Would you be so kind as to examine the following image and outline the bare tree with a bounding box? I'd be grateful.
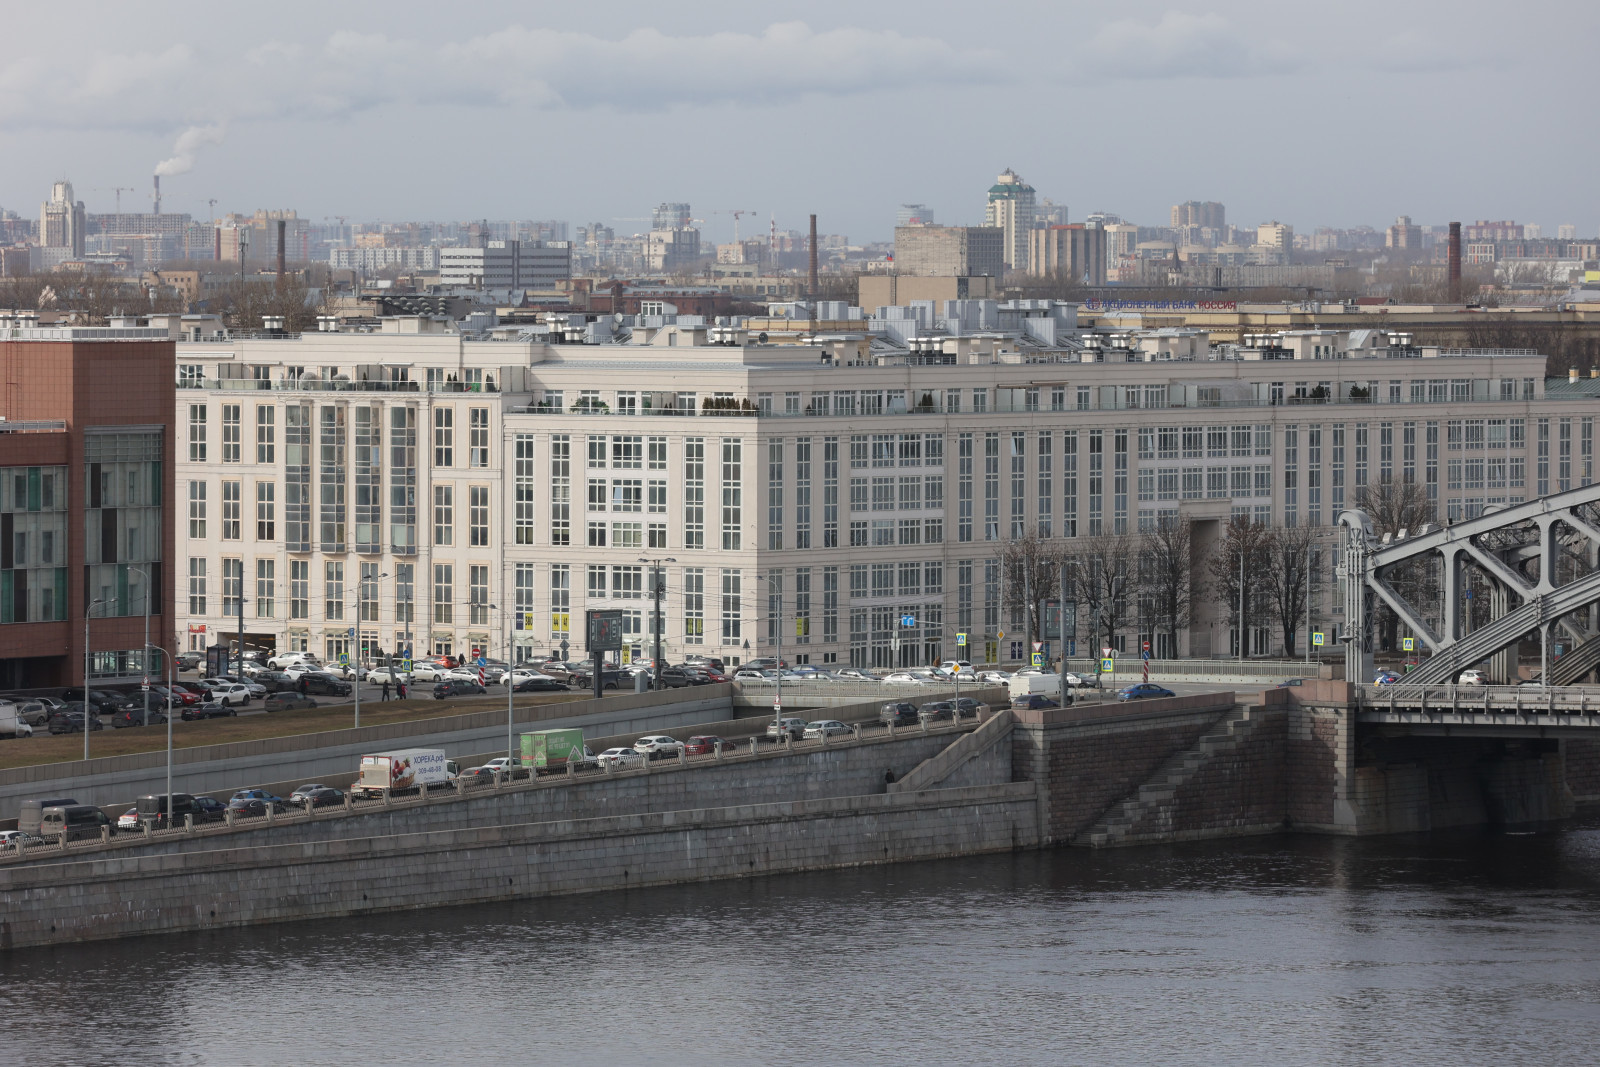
[1352,477,1438,650]
[1138,514,1196,658]
[1206,517,1275,656]
[1001,528,1066,650]
[1264,523,1317,656]
[1073,532,1135,656]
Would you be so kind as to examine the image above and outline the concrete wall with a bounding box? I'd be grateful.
[1125,709,1288,841]
[1566,739,1600,804]
[0,782,1038,950]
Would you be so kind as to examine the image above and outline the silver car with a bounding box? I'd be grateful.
[802,720,851,739]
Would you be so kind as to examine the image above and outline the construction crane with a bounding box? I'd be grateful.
[93,187,136,213]
[207,199,218,221]
[714,209,757,243]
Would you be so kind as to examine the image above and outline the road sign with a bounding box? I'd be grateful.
[1031,652,1044,667]
[1140,648,1150,661]
[476,655,486,667]
[1312,631,1325,647]
[901,614,916,628]
[1100,657,1115,673]
[140,683,150,692]
[401,658,413,671]
[1555,643,1565,656]
[1402,637,1415,651]
[1032,641,1043,652]
[773,692,782,712]
[347,627,355,638]
[1066,639,1076,656]
[956,632,968,646]
[1142,640,1150,652]
[997,631,1004,641]
[338,653,350,665]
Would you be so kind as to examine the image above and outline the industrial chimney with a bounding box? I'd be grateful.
[1448,221,1462,303]
[809,214,819,300]
[277,219,286,278]
[152,175,161,216]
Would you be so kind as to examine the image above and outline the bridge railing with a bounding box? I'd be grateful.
[1366,683,1600,715]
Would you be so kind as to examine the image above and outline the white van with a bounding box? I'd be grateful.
[267,651,321,670]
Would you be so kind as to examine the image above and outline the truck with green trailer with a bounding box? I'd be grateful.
[519,728,595,771]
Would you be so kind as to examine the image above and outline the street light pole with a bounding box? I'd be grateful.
[490,602,513,764]
[147,644,175,828]
[84,597,105,762]
[353,571,388,730]
[638,557,676,690]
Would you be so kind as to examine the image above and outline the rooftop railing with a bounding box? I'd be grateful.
[180,378,499,394]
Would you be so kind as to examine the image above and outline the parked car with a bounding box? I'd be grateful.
[292,673,349,697]
[442,666,485,684]
[834,667,881,681]
[766,716,809,741]
[683,666,730,684]
[653,667,700,689]
[497,668,543,686]
[1458,669,1488,686]
[802,720,851,740]
[879,702,920,727]
[175,652,203,673]
[1062,672,1100,689]
[512,674,568,694]
[733,669,773,683]
[880,671,936,686]
[634,734,685,759]
[149,685,199,706]
[569,669,625,691]
[681,656,726,673]
[288,783,345,807]
[1373,670,1402,687]
[976,670,1012,684]
[266,652,321,671]
[263,693,318,712]
[1117,683,1176,702]
[919,698,982,722]
[743,657,788,671]
[183,701,237,720]
[110,708,169,728]
[682,735,728,756]
[433,680,487,699]
[205,682,252,706]
[60,687,135,713]
[14,700,52,727]
[253,671,300,693]
[1010,693,1061,710]
[407,662,448,683]
[595,747,645,769]
[938,660,974,673]
[324,662,369,682]
[47,707,104,733]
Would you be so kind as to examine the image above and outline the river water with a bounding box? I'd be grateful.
[4,816,1600,1066]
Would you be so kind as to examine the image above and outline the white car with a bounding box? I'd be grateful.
[408,662,448,683]
[634,734,685,759]
[207,683,252,706]
[596,747,645,769]
[324,662,369,681]
[977,670,1012,683]
[267,653,321,671]
[802,720,851,739]
[939,660,974,673]
[442,666,484,684]
[0,829,33,848]
[367,666,411,686]
[733,669,773,682]
[1062,672,1100,689]
[1458,669,1488,686]
[880,672,934,685]
[116,808,141,831]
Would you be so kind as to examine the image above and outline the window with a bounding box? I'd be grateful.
[648,436,667,470]
[721,438,742,550]
[256,405,275,463]
[469,408,489,467]
[720,569,741,640]
[550,434,570,546]
[587,435,607,468]
[611,478,643,512]
[612,435,643,469]
[426,409,452,471]
[549,564,569,641]
[587,521,607,547]
[611,522,643,548]
[221,480,241,540]
[612,565,643,599]
[588,564,607,599]
[188,480,206,538]
[685,438,705,550]
[188,558,206,614]
[433,484,454,545]
[433,563,453,624]
[325,561,344,620]
[255,481,275,540]
[290,559,309,619]
[470,485,489,546]
[221,405,241,463]
[221,558,242,618]
[470,565,489,625]
[359,562,381,622]
[767,439,783,550]
[188,404,207,461]
[256,559,275,618]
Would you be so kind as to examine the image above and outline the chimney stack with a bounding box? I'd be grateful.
[809,214,819,300]
[1447,221,1462,302]
[152,174,161,215]
[1570,368,1579,383]
[277,219,286,278]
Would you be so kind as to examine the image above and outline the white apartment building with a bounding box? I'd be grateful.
[438,240,572,290]
[172,314,1585,669]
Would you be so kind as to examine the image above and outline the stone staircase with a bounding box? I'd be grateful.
[1077,706,1264,848]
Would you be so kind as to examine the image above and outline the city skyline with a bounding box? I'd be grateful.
[2,0,1596,241]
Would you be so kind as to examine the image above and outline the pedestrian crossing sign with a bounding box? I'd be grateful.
[1100,657,1115,672]
[1402,637,1415,651]
[956,632,968,646]
[1031,652,1044,667]
[1312,632,1325,647]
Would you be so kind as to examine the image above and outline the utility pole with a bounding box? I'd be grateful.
[638,557,675,689]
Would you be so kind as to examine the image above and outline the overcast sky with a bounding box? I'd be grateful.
[2,0,1594,244]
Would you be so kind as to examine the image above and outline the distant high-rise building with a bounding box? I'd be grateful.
[39,180,86,258]
[644,228,701,272]
[897,204,935,228]
[1171,201,1225,231]
[1464,220,1523,242]
[984,169,1036,272]
[1029,225,1106,285]
[652,202,692,230]
[1386,215,1422,251]
[1523,223,1543,239]
[439,240,571,289]
[1037,198,1069,227]
[894,225,1004,278]
[1558,223,1578,240]
[1256,221,1293,251]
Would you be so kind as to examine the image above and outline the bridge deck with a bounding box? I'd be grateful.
[1362,684,1600,737]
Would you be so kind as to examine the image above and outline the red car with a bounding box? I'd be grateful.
[683,735,729,756]
[159,685,201,706]
[687,667,730,683]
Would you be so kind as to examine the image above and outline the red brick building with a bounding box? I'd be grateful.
[0,326,176,688]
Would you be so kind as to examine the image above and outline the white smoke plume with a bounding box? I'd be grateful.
[155,123,226,177]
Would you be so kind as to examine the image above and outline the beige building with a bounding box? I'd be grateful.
[1029,225,1107,285]
[169,315,1581,668]
[893,226,1003,279]
[985,168,1036,272]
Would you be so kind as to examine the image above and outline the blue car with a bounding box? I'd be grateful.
[1117,683,1175,702]
[1373,670,1402,687]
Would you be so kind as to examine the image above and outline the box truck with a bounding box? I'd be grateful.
[353,748,459,797]
[520,728,594,770]
[1007,673,1062,702]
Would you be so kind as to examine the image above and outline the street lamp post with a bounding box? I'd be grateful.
[146,644,176,829]
[353,572,388,729]
[638,557,676,690]
[83,597,106,762]
[489,603,514,765]
[757,573,784,738]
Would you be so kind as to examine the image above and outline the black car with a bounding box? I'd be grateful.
[59,687,135,713]
[512,675,567,693]
[569,669,624,691]
[226,797,288,818]
[288,783,344,807]
[254,670,299,693]
[47,707,104,733]
[264,693,318,712]
[193,796,228,821]
[182,702,237,720]
[433,680,488,699]
[298,673,352,697]
[918,698,983,722]
[878,702,919,727]
[110,708,169,728]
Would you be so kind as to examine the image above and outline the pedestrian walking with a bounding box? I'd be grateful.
[298,676,308,696]
[397,680,407,700]
[381,680,391,701]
